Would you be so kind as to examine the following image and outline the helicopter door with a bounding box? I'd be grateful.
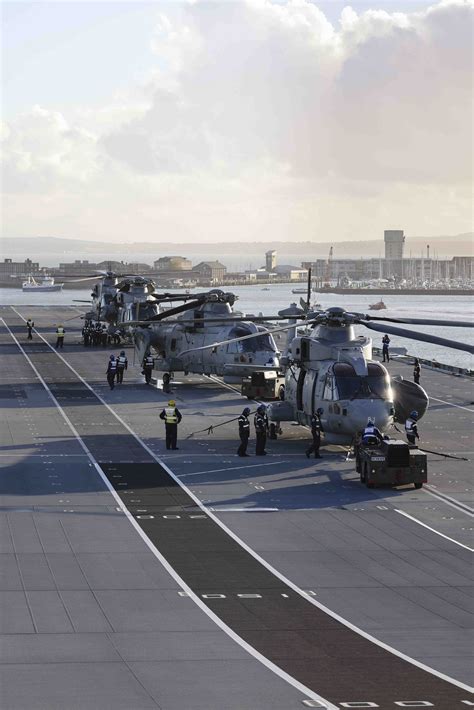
[296,369,306,411]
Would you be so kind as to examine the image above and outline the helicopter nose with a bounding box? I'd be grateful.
[351,400,393,433]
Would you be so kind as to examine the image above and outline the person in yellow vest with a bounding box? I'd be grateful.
[159,400,182,450]
[55,325,66,349]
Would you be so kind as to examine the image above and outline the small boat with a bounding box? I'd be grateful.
[369,300,387,310]
[261,287,270,291]
[291,288,308,294]
[22,275,63,292]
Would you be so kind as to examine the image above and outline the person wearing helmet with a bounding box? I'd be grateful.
[254,404,268,455]
[142,352,155,385]
[26,318,34,340]
[55,324,66,349]
[382,334,390,363]
[116,350,128,384]
[306,408,324,459]
[405,410,419,445]
[160,399,182,450]
[106,355,117,390]
[362,416,383,445]
[237,407,251,457]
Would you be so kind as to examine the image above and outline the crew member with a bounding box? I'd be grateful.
[55,325,65,349]
[405,410,419,445]
[142,352,154,385]
[306,408,323,458]
[160,400,182,450]
[116,350,128,384]
[237,407,251,457]
[26,318,34,340]
[413,358,421,384]
[382,334,390,363]
[82,324,90,347]
[254,404,268,456]
[106,355,117,390]
[362,417,383,445]
[101,325,108,347]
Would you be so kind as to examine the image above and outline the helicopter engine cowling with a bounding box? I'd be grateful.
[391,377,429,423]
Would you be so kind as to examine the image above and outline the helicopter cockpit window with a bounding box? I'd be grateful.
[366,363,391,399]
[333,363,361,399]
[227,327,273,353]
[323,373,339,401]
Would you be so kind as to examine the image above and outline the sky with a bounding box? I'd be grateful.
[2,0,473,245]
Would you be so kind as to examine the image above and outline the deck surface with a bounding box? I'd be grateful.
[0,304,473,710]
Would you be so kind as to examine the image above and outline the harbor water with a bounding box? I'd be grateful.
[1,284,472,370]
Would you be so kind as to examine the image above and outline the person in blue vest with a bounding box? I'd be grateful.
[142,353,155,385]
[361,417,383,445]
[160,400,182,450]
[237,407,251,456]
[106,355,117,389]
[116,351,128,384]
[405,410,420,445]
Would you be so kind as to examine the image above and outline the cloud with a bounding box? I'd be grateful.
[2,0,473,242]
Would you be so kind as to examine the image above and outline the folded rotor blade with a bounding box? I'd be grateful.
[361,320,474,354]
[364,315,474,327]
[178,320,317,357]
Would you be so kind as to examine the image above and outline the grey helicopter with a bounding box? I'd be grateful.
[173,293,473,444]
[125,289,286,385]
[73,272,163,330]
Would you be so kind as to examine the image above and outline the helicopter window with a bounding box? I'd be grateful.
[366,363,391,399]
[228,327,273,354]
[171,339,177,351]
[323,373,339,401]
[333,363,362,399]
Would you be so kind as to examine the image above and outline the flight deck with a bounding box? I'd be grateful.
[0,304,473,710]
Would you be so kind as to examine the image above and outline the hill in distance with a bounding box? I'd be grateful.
[1,234,472,270]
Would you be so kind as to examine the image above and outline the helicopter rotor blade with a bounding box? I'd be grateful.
[177,320,317,357]
[360,320,474,354]
[363,315,474,328]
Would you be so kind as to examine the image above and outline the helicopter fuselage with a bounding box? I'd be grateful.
[267,323,395,444]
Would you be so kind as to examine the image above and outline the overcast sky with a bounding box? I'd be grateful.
[2,0,473,244]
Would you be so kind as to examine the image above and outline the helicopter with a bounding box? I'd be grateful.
[174,303,473,444]
[125,289,289,385]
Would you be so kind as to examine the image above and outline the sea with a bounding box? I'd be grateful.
[2,285,473,371]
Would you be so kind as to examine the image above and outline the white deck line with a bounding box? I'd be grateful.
[429,396,474,413]
[178,460,289,477]
[394,509,474,552]
[3,313,335,710]
[8,307,474,695]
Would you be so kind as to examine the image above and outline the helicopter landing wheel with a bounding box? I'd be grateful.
[269,423,278,440]
[278,385,285,401]
[163,373,171,386]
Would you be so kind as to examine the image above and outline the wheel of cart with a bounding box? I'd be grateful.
[414,482,423,489]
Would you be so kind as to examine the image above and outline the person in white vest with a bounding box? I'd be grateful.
[116,350,128,384]
[405,411,420,445]
[361,417,383,445]
[142,353,155,385]
[159,399,182,450]
[106,355,117,390]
